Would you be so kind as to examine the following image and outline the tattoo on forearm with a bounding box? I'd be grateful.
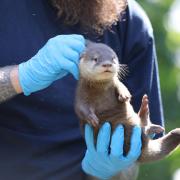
[0,66,17,103]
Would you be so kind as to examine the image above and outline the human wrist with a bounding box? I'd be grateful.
[11,65,22,94]
[18,58,50,96]
[18,61,33,96]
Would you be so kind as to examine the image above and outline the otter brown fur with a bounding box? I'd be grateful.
[75,41,180,179]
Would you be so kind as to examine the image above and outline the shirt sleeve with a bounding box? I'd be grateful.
[120,0,164,128]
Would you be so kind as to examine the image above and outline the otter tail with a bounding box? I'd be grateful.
[138,128,180,163]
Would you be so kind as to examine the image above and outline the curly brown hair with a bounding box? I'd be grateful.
[50,0,127,34]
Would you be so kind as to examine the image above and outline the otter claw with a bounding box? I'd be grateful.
[118,94,131,102]
[86,114,99,127]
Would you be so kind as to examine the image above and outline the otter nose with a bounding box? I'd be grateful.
[102,63,112,68]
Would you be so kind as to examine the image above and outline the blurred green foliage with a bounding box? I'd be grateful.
[137,0,180,179]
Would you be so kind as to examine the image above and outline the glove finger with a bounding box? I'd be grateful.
[65,49,80,66]
[56,35,85,53]
[110,124,124,157]
[126,126,142,160]
[53,46,80,67]
[70,40,85,55]
[54,70,68,80]
[70,34,85,42]
[61,60,79,80]
[68,35,86,52]
[96,122,111,154]
[85,124,96,152]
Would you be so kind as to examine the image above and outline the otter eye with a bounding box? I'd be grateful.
[112,57,117,63]
[93,57,98,63]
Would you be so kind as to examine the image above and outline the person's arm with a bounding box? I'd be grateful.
[0,34,85,103]
[0,66,22,103]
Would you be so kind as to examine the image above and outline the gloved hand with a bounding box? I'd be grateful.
[19,34,85,95]
[82,123,142,179]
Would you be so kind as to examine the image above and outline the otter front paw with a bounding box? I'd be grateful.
[118,87,131,102]
[118,92,131,102]
[116,82,131,102]
[85,113,99,127]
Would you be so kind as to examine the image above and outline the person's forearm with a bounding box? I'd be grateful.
[0,65,22,103]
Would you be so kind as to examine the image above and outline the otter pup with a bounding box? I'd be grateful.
[75,41,180,178]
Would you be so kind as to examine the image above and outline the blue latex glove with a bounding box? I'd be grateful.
[82,123,142,179]
[19,34,85,95]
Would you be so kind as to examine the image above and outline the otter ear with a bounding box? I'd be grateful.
[79,39,91,59]
[85,39,94,48]
[80,52,86,60]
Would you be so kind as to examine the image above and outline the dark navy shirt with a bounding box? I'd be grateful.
[0,0,164,179]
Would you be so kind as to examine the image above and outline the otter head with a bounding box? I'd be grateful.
[79,41,120,82]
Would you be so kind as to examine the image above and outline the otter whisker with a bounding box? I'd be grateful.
[118,64,129,80]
